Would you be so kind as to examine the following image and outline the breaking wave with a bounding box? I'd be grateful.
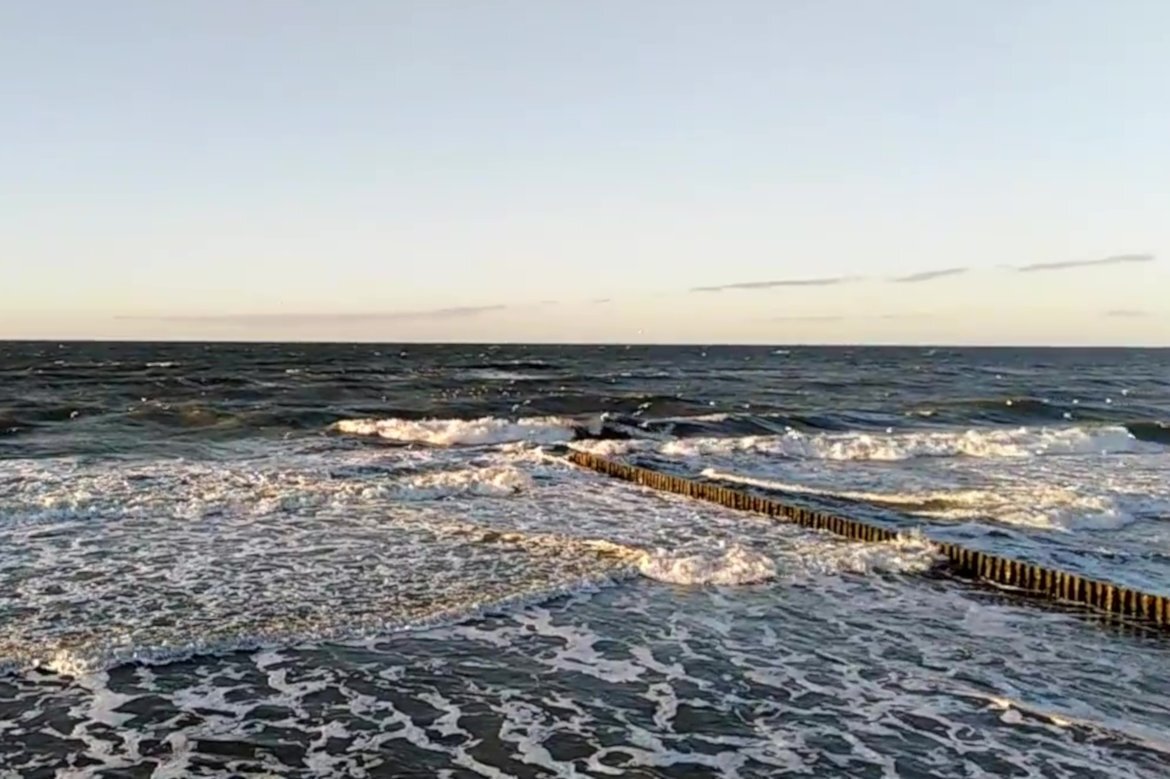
[332,415,592,446]
[633,533,939,585]
[574,424,1163,461]
[636,544,777,585]
[700,469,1150,531]
[395,465,534,499]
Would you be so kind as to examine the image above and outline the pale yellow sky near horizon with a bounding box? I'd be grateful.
[4,263,1168,345]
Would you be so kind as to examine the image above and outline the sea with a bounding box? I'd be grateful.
[2,342,1169,778]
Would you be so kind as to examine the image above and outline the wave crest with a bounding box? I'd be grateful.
[574,425,1159,461]
[397,466,533,499]
[332,416,586,446]
[1127,421,1170,446]
[700,469,1155,531]
[636,544,777,585]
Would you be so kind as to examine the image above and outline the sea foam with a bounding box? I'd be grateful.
[636,544,777,585]
[396,465,533,499]
[333,415,584,446]
[573,424,1158,461]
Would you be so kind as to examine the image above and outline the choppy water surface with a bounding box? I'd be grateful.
[2,342,1169,777]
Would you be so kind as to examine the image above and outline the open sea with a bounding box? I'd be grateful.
[2,341,1169,778]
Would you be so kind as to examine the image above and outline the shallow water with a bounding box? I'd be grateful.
[1,342,1168,776]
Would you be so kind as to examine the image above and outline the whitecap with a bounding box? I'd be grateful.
[578,425,1160,462]
[333,415,581,446]
[700,468,1160,531]
[396,466,533,500]
[637,544,777,585]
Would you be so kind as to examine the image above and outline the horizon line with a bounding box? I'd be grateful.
[2,337,1169,349]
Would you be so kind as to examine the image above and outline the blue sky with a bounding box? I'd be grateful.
[3,0,1168,344]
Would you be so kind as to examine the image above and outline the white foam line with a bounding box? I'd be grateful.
[332,415,586,446]
[573,424,1159,461]
[701,468,1144,531]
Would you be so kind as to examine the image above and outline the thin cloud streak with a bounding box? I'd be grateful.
[1102,309,1149,319]
[691,276,855,293]
[891,267,969,283]
[1017,253,1155,273]
[767,313,934,323]
[769,315,846,322]
[118,305,509,327]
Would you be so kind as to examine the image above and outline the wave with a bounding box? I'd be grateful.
[332,416,592,446]
[911,397,1078,425]
[475,360,557,371]
[126,402,241,429]
[126,403,345,432]
[701,469,1144,531]
[11,404,109,424]
[517,395,716,420]
[907,398,1170,433]
[575,425,1163,461]
[395,466,533,499]
[1128,421,1170,446]
[792,529,941,575]
[630,411,798,440]
[459,369,551,382]
[637,544,777,585]
[631,536,937,582]
[617,395,716,418]
[0,409,23,436]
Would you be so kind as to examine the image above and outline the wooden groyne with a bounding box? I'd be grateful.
[566,450,1170,630]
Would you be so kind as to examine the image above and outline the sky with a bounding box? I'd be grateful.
[3,0,1169,345]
